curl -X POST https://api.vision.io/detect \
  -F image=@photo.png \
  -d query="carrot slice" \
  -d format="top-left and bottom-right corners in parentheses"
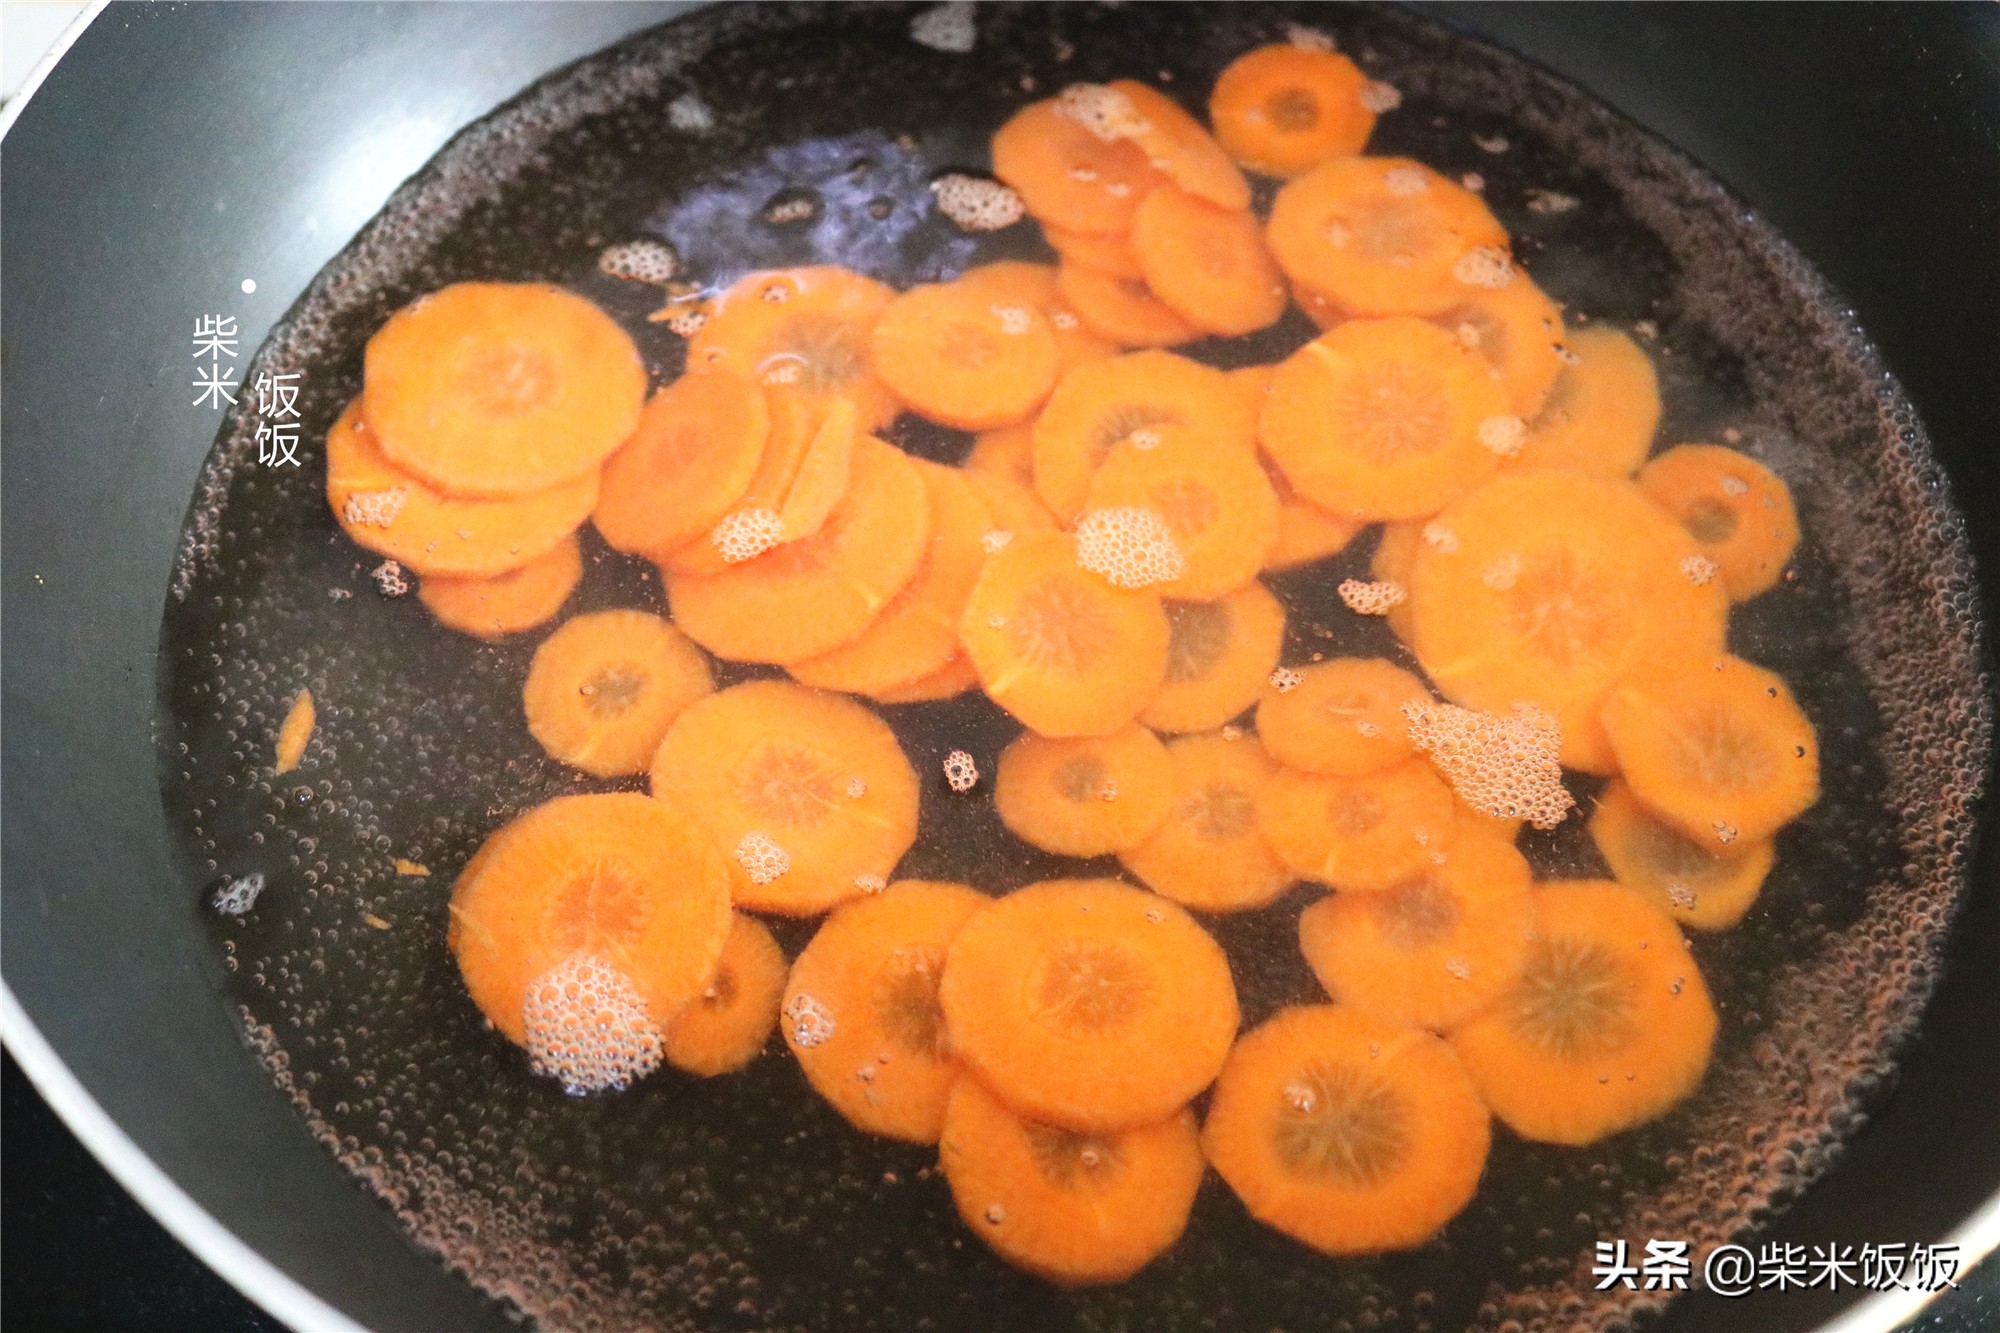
top-left (655, 391), bottom-right (823, 576)
top-left (325, 398), bottom-right (598, 578)
top-left (1449, 880), bottom-right (1717, 1145)
top-left (1208, 44), bottom-right (1376, 178)
top-left (1260, 316), bottom-right (1510, 522)
top-left (274, 689), bottom-right (314, 776)
top-left (1226, 363), bottom-right (1276, 416)
top-left (966, 423), bottom-right (1039, 492)
top-left (1082, 424), bottom-right (1281, 600)
top-left (958, 530), bottom-right (1171, 738)
top-left (1589, 780), bottom-right (1775, 931)
top-left (1291, 280), bottom-right (1348, 332)
top-left (663, 912), bottom-right (788, 1077)
top-left (1105, 80), bottom-right (1252, 212)
top-left (1140, 582), bottom-right (1287, 734)
top-left (1118, 731), bottom-right (1292, 912)
top-left (954, 261), bottom-right (1119, 375)
top-left (994, 724), bottom-right (1176, 857)
top-left (1044, 223), bottom-right (1147, 281)
top-left (1230, 364), bottom-right (1365, 569)
top-left (418, 532), bottom-right (582, 640)
top-left (941, 1076), bottom-right (1203, 1285)
top-left (939, 878), bottom-right (1239, 1131)
top-left (1056, 263), bottom-right (1201, 349)
top-left (774, 396), bottom-right (858, 542)
top-left (1130, 184), bottom-right (1287, 336)
top-left (521, 609), bottom-right (714, 778)
top-left (687, 266), bottom-right (901, 431)
top-left (1638, 444), bottom-right (1800, 601)
top-left (990, 98), bottom-right (1167, 236)
top-left (1368, 520), bottom-right (1422, 640)
top-left (872, 653), bottom-right (981, 705)
top-left (593, 369), bottom-right (768, 558)
top-left (1256, 758), bottom-right (1456, 892)
top-left (1267, 158), bottom-right (1509, 318)
top-left (1600, 652), bottom-right (1820, 849)
top-left (664, 436), bottom-right (932, 664)
top-left (1432, 272), bottom-right (1566, 419)
top-left (781, 879), bottom-right (988, 1142)
top-left (1202, 1005), bottom-right (1489, 1255)
top-left (1256, 657), bottom-right (1430, 776)
top-left (1507, 325), bottom-right (1659, 478)
top-left (870, 281), bottom-right (1059, 430)
top-left (961, 466), bottom-right (1060, 537)
top-left (650, 680), bottom-right (920, 915)
top-left (363, 282), bottom-right (647, 499)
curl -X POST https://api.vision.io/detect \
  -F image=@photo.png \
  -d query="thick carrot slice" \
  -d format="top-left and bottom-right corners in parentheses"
top-left (990, 98), bottom-right (1167, 236)
top-left (954, 261), bottom-right (1119, 375)
top-left (994, 724), bottom-right (1176, 857)
top-left (1590, 780), bottom-right (1775, 931)
top-left (274, 689), bottom-right (314, 775)
top-left (1296, 827), bottom-right (1535, 1032)
top-left (941, 1076), bottom-right (1203, 1285)
top-left (649, 680), bottom-right (920, 915)
top-left (1507, 326), bottom-right (1659, 477)
top-left (1202, 1005), bottom-right (1490, 1255)
top-left (1267, 158), bottom-right (1508, 318)
top-left (1432, 272), bottom-right (1566, 419)
top-left (687, 266), bottom-right (901, 431)
top-left (1044, 223), bottom-right (1147, 281)
top-left (1600, 652), bottom-right (1820, 848)
top-left (363, 282), bottom-right (647, 499)
top-left (1260, 317), bottom-right (1510, 522)
top-left (1257, 758), bottom-right (1456, 892)
top-left (419, 532), bottom-right (582, 640)
top-left (1105, 80), bottom-right (1252, 212)
top-left (325, 398), bottom-right (598, 578)
top-left (781, 880), bottom-right (988, 1142)
top-left (1140, 582), bottom-right (1287, 734)
top-left (872, 652), bottom-right (981, 705)
top-left (663, 912), bottom-right (788, 1077)
top-left (1130, 184), bottom-right (1287, 336)
top-left (1638, 444), bottom-right (1800, 601)
top-left (1118, 731), bottom-right (1292, 912)
top-left (939, 878), bottom-right (1239, 1131)
top-left (1404, 470), bottom-right (1729, 773)
top-left (966, 423), bottom-right (1038, 491)
top-left (1056, 263), bottom-right (1201, 349)
top-left (870, 281), bottom-right (1059, 430)
top-left (1449, 880), bottom-right (1717, 1145)
top-left (1256, 657), bottom-right (1430, 776)
top-left (1208, 44), bottom-right (1376, 178)
top-left (593, 369), bottom-right (768, 558)
top-left (522, 609), bottom-right (714, 778)
top-left (958, 530), bottom-right (1171, 738)
top-left (1082, 425), bottom-right (1281, 600)
top-left (664, 436), bottom-right (932, 664)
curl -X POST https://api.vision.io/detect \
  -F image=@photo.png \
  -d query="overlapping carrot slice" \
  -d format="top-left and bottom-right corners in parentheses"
top-left (1589, 780), bottom-right (1775, 931)
top-left (593, 369), bottom-right (768, 558)
top-left (962, 467), bottom-right (1061, 538)
top-left (1056, 263), bottom-right (1201, 349)
top-left (1106, 80), bottom-right (1252, 212)
top-left (1118, 731), bottom-right (1292, 912)
top-left (990, 98), bottom-right (1166, 236)
top-left (1130, 183), bottom-right (1287, 336)
top-left (664, 912), bottom-right (789, 1077)
top-left (655, 392), bottom-right (829, 577)
top-left (872, 653), bottom-right (982, 705)
top-left (1044, 224), bottom-right (1147, 281)
top-left (1638, 444), bottom-right (1799, 600)
top-left (1257, 758), bottom-right (1456, 892)
top-left (954, 261), bottom-right (1119, 375)
top-left (1208, 44), bottom-right (1376, 178)
top-left (870, 281), bottom-right (1059, 430)
top-left (994, 724), bottom-right (1175, 857)
top-left (521, 609), bottom-right (714, 778)
top-left (1140, 582), bottom-right (1287, 734)
top-left (418, 533), bottom-right (582, 640)
top-left (687, 266), bottom-right (901, 430)
top-left (1507, 325), bottom-right (1659, 477)
top-left (1256, 657), bottom-right (1430, 776)
top-left (1082, 424), bottom-right (1281, 600)
top-left (1433, 272), bottom-right (1566, 420)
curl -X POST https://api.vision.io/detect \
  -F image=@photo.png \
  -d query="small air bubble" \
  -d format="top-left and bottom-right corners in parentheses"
top-left (1270, 667), bottom-right (1304, 694)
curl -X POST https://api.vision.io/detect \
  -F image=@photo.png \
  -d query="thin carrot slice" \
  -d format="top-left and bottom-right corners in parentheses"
top-left (1202, 1005), bottom-right (1490, 1255)
top-left (664, 436), bottom-right (932, 664)
top-left (522, 609), bottom-right (714, 778)
top-left (1082, 425), bottom-right (1281, 600)
top-left (958, 530), bottom-right (1171, 738)
top-left (656, 391), bottom-right (823, 576)
top-left (1140, 582), bottom-right (1287, 734)
top-left (990, 98), bottom-right (1167, 236)
top-left (1507, 326), bottom-right (1659, 478)
top-left (1368, 520), bottom-right (1422, 639)
top-left (1256, 758), bottom-right (1455, 892)
top-left (1044, 223), bottom-right (1147, 281)
top-left (1208, 44), bottom-right (1376, 178)
top-left (1256, 657), bottom-right (1431, 777)
top-left (364, 282), bottom-right (647, 498)
top-left (939, 878), bottom-right (1239, 1132)
top-left (419, 533), bottom-right (582, 640)
top-left (961, 466), bottom-right (1060, 537)
top-left (870, 281), bottom-right (1059, 431)
top-left (1638, 444), bottom-right (1800, 601)
top-left (1130, 183), bottom-right (1287, 336)
top-left (782, 880), bottom-right (988, 1142)
top-left (1056, 263), bottom-right (1201, 349)
top-left (1297, 827), bottom-right (1535, 1032)
top-left (649, 680), bottom-right (920, 915)
top-left (593, 369), bottom-right (768, 558)
top-left (1267, 157), bottom-right (1508, 318)
top-left (687, 266), bottom-right (901, 431)
top-left (325, 398), bottom-right (598, 578)
top-left (775, 396), bottom-right (858, 542)
top-left (872, 653), bottom-right (981, 705)
top-left (1105, 80), bottom-right (1252, 212)
top-left (663, 912), bottom-right (789, 1077)
top-left (966, 422), bottom-right (1039, 492)
top-left (274, 689), bottom-right (315, 775)
top-left (941, 1076), bottom-right (1203, 1285)
top-left (1600, 652), bottom-right (1820, 849)
top-left (954, 261), bottom-right (1119, 375)
top-left (1233, 366), bottom-right (1363, 569)
top-left (1260, 316), bottom-right (1510, 522)
top-left (1118, 731), bottom-right (1292, 912)
top-left (1432, 271), bottom-right (1566, 419)
top-left (1590, 780), bottom-right (1775, 931)
top-left (994, 724), bottom-right (1176, 857)
top-left (1450, 880), bottom-right (1717, 1145)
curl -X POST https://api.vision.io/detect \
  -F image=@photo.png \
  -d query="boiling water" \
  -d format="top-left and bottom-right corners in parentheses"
top-left (157, 5), bottom-right (1987, 1330)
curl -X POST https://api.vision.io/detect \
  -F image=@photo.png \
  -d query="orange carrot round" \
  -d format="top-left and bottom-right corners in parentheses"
top-left (1140, 582), bottom-right (1287, 734)
top-left (663, 912), bottom-right (789, 1077)
top-left (1082, 424), bottom-right (1281, 600)
top-left (1256, 657), bottom-right (1430, 777)
top-left (993, 724), bottom-right (1176, 857)
top-left (687, 266), bottom-right (901, 430)
top-left (990, 98), bottom-right (1166, 236)
top-left (419, 533), bottom-right (582, 640)
top-left (1638, 444), bottom-right (1799, 601)
top-left (1118, 731), bottom-right (1292, 912)
top-left (593, 369), bottom-right (768, 558)
top-left (1130, 183), bottom-right (1287, 337)
top-left (1507, 325), bottom-right (1659, 478)
top-left (870, 281), bottom-right (1059, 430)
top-left (1589, 780), bottom-right (1775, 931)
top-left (1209, 44), bottom-right (1376, 178)
top-left (521, 609), bottom-right (714, 778)
top-left (1257, 758), bottom-right (1456, 892)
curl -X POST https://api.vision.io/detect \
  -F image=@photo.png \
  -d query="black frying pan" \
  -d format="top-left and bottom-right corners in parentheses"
top-left (4, 5), bottom-right (1997, 1331)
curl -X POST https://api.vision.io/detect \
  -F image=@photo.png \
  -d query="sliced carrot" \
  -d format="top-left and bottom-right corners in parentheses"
top-left (941, 1076), bottom-right (1203, 1285)
top-left (954, 261), bottom-right (1119, 375)
top-left (994, 724), bottom-right (1176, 857)
top-left (1291, 281), bottom-right (1347, 332)
top-left (419, 532), bottom-right (582, 640)
top-left (958, 530), bottom-right (1171, 738)
top-left (1432, 271), bottom-right (1566, 419)
top-left (663, 912), bottom-right (788, 1077)
top-left (781, 879), bottom-right (988, 1142)
top-left (656, 391), bottom-right (823, 577)
top-left (649, 680), bottom-right (920, 915)
top-left (1130, 183), bottom-right (1287, 336)
top-left (1267, 157), bottom-right (1509, 318)
top-left (1233, 366), bottom-right (1361, 569)
top-left (1118, 731), bottom-right (1292, 912)
top-left (1638, 444), bottom-right (1800, 601)
top-left (1226, 363), bottom-right (1276, 416)
top-left (1082, 424), bottom-right (1281, 600)
top-left (961, 466), bottom-right (1060, 537)
top-left (1105, 80), bottom-right (1252, 212)
top-left (1256, 758), bottom-right (1455, 892)
top-left (1260, 316), bottom-right (1509, 521)
top-left (592, 369), bottom-right (768, 558)
top-left (325, 398), bottom-right (598, 578)
top-left (521, 609), bottom-right (714, 778)
top-left (1208, 44), bottom-right (1376, 178)
top-left (1056, 263), bottom-right (1201, 349)
top-left (774, 396), bottom-right (858, 542)
top-left (1589, 780), bottom-right (1775, 931)
top-left (938, 878), bottom-right (1239, 1131)
top-left (1368, 520), bottom-right (1421, 639)
top-left (870, 281), bottom-right (1059, 430)
top-left (1202, 1005), bottom-right (1490, 1255)
top-left (364, 282), bottom-right (647, 498)
top-left (1449, 880), bottom-right (1717, 1145)
top-left (990, 98), bottom-right (1166, 236)
top-left (1507, 325), bottom-right (1659, 478)
top-left (872, 653), bottom-right (981, 705)
top-left (1256, 657), bottom-right (1430, 777)
top-left (1044, 223), bottom-right (1147, 281)
top-left (687, 266), bottom-right (901, 431)
top-left (966, 422), bottom-right (1039, 491)
top-left (1140, 582), bottom-right (1287, 734)
top-left (274, 689), bottom-right (314, 775)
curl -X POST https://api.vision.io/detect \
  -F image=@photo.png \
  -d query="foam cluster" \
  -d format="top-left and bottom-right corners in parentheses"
top-left (1681, 554), bottom-right (1720, 587)
top-left (520, 952), bottom-right (664, 1097)
top-left (370, 559), bottom-right (410, 597)
top-left (1074, 506), bottom-right (1187, 589)
top-left (596, 240), bottom-right (678, 285)
top-left (1359, 80), bottom-right (1403, 113)
top-left (1383, 166), bottom-right (1430, 198)
top-left (784, 992), bottom-right (837, 1048)
top-left (1338, 578), bottom-right (1407, 616)
top-left (734, 831), bottom-right (791, 885)
top-left (1478, 415), bottom-right (1527, 458)
top-left (942, 749), bottom-right (981, 793)
top-left (212, 872), bottom-right (267, 916)
top-left (930, 174), bottom-right (1025, 232)
top-left (1057, 83), bottom-right (1146, 142)
top-left (1453, 245), bottom-right (1515, 290)
top-left (711, 508), bottom-right (785, 564)
top-left (909, 1), bottom-right (976, 53)
top-left (342, 487), bottom-right (408, 529)
top-left (1402, 700), bottom-right (1575, 830)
